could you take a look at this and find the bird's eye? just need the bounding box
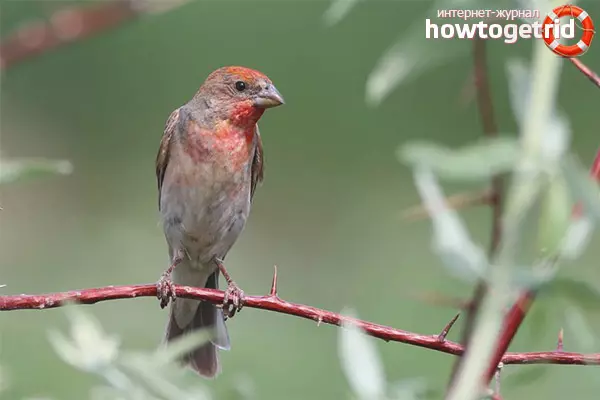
[235,81,247,91]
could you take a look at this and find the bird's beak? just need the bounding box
[253,84,285,108]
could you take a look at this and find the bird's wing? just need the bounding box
[250,125,264,203]
[156,108,180,210]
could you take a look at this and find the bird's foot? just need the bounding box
[223,281,245,320]
[215,257,246,319]
[156,271,176,309]
[156,252,183,309]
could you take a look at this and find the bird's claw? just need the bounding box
[223,282,245,320]
[156,272,176,309]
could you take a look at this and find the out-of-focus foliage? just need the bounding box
[48,306,217,400]
[0,159,72,185]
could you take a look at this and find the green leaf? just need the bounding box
[47,305,120,373]
[537,174,572,257]
[512,260,558,291]
[506,58,571,163]
[544,277,600,313]
[0,159,72,185]
[323,0,362,27]
[559,217,594,260]
[365,0,519,106]
[389,377,431,400]
[412,166,488,282]
[562,155,600,221]
[338,308,386,400]
[400,137,519,182]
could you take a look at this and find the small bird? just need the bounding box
[155,66,284,377]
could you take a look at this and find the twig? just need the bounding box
[401,188,494,221]
[0,0,189,70]
[570,58,600,89]
[409,291,472,310]
[0,281,599,366]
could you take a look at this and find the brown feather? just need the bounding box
[156,108,180,209]
[250,125,264,202]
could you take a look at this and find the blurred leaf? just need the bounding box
[389,377,430,400]
[562,155,600,222]
[120,352,212,400]
[544,277,600,313]
[412,166,488,282]
[323,0,362,27]
[365,18,467,106]
[228,374,256,400]
[152,329,212,366]
[559,217,594,260]
[512,259,558,290]
[506,59,570,163]
[338,308,386,400]
[537,174,572,256]
[135,0,192,14]
[503,365,549,389]
[0,158,72,185]
[365,0,525,106]
[400,137,519,181]
[90,385,155,400]
[47,305,120,373]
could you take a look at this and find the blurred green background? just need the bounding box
[2,0,600,399]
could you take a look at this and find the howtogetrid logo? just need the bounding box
[543,4,595,57]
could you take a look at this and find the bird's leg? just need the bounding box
[156,249,184,309]
[214,257,245,319]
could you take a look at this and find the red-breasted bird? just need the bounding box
[155,66,284,377]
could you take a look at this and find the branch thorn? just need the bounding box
[269,265,279,297]
[438,313,460,341]
[557,328,564,351]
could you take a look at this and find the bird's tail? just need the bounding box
[164,270,230,378]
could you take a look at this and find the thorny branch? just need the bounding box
[0,271,599,367]
[3,2,600,395]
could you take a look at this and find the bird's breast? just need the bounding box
[160,128,254,265]
[183,121,255,177]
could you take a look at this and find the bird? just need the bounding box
[154,66,284,377]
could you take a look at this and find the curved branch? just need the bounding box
[1,281,599,366]
[570,58,600,88]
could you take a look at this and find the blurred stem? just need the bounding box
[445,2,564,398]
[449,37,503,386]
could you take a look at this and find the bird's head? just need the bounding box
[196,66,284,127]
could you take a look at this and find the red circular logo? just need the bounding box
[543,5,595,57]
